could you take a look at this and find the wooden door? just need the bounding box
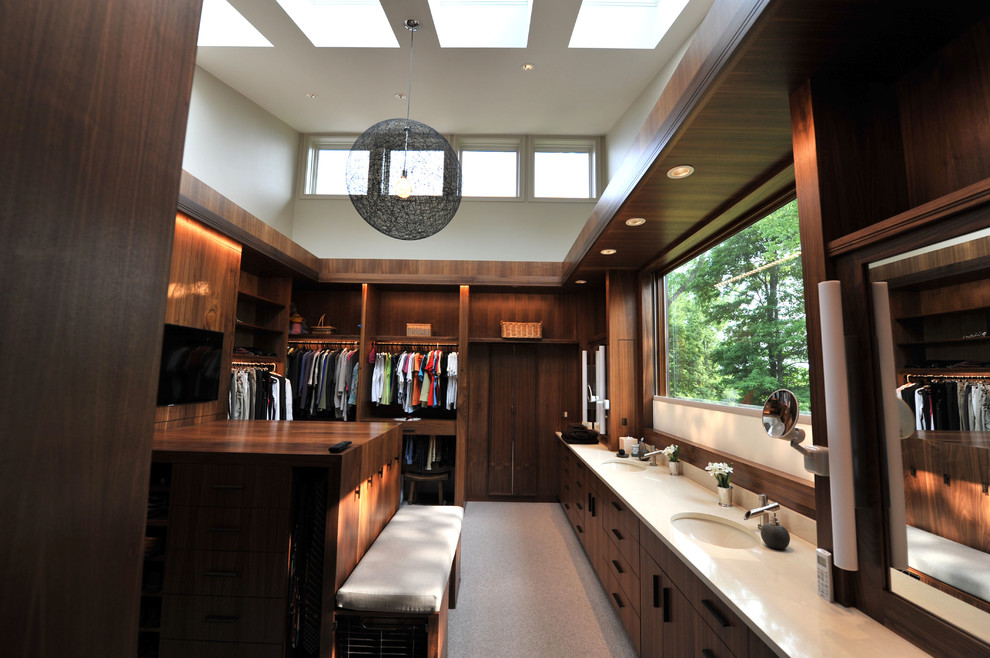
[487,343,538,495]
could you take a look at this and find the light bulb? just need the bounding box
[396,174,412,199]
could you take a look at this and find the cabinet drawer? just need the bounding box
[602,563,641,654]
[604,533,640,615]
[601,493,639,574]
[160,595,285,644]
[160,639,284,658]
[671,557,749,657]
[694,614,738,658]
[168,506,289,552]
[171,464,291,509]
[164,550,287,597]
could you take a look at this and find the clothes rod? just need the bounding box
[231,361,277,371]
[905,373,990,382]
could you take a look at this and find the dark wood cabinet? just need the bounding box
[160,464,290,657]
[488,343,539,496]
[560,441,781,658]
[640,546,694,658]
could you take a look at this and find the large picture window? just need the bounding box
[663,199,809,410]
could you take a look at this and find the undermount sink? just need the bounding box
[670,512,759,549]
[599,458,648,472]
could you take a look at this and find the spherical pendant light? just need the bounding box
[346,19,462,240]
[346,118,461,240]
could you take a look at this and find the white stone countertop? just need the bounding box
[563,440,931,658]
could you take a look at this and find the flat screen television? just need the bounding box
[156,323,224,406]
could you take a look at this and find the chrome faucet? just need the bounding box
[744,494,779,529]
[640,449,664,465]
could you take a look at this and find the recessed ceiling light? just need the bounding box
[600,248,617,255]
[625,217,646,227]
[666,165,695,179]
[521,63,535,71]
[394,92,407,101]
[575,279,587,285]
[305,92,318,100]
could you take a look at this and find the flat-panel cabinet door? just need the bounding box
[487,344,538,496]
[640,546,693,657]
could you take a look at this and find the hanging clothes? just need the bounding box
[899,377,990,431]
[286,345,358,421]
[368,347,459,413]
[228,366,293,420]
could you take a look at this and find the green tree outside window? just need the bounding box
[665,199,810,411]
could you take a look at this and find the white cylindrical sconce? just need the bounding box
[818,280,859,571]
[872,282,908,570]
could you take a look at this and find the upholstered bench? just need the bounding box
[335,504,464,658]
[907,524,990,602]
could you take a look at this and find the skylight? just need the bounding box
[568,0,690,49]
[428,0,533,48]
[275,0,399,48]
[197,0,273,47]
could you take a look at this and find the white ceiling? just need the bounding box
[195,0,712,137]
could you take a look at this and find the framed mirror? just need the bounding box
[868,228,990,643]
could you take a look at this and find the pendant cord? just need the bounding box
[402,26,415,174]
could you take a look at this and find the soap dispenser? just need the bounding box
[760,513,791,551]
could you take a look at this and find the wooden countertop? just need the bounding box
[153,420,400,465]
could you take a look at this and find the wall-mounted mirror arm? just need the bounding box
[762,388,830,476]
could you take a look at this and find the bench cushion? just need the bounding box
[336,504,464,614]
[907,525,990,601]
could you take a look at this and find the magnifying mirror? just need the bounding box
[761,389,829,476]
[762,388,799,438]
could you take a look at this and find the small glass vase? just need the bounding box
[717,485,733,507]
[669,461,682,476]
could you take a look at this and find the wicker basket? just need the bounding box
[310,314,337,335]
[406,323,432,337]
[501,321,542,339]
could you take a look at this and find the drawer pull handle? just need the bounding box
[702,599,730,627]
[563,503,570,511]
[208,527,241,534]
[576,525,584,534]
[611,501,622,512]
[204,615,238,624]
[210,484,244,490]
[588,493,596,517]
[652,575,660,608]
[702,650,716,658]
[206,570,238,578]
[662,588,671,623]
[576,502,584,511]
[611,592,625,609]
[611,528,624,541]
[611,559,624,575]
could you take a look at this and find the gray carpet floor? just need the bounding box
[448,502,639,658]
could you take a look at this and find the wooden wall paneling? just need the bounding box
[789,78,848,603]
[455,285,470,505]
[467,290,579,342]
[156,214,243,428]
[466,342,491,499]
[607,271,642,442]
[640,270,659,427]
[320,258,563,287]
[0,1,203,655]
[536,344,581,499]
[376,288,460,337]
[291,285,363,336]
[357,284,379,422]
[898,15,990,207]
[179,171,320,280]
